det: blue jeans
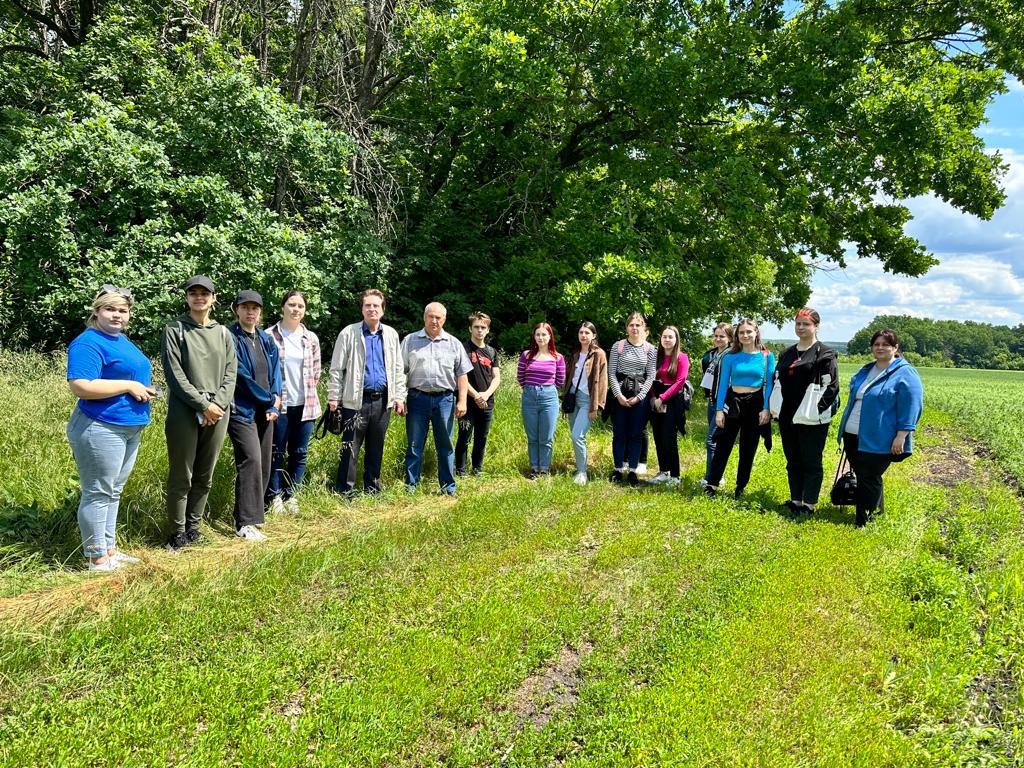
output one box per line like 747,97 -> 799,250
405,389 -> 457,493
704,401 -> 720,483
521,385 -> 559,471
570,391 -> 592,473
66,408 -> 144,559
612,399 -> 649,470
269,405 -> 316,500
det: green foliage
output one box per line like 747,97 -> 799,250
849,315 -> 1024,370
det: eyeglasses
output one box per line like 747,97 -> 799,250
98,284 -> 133,302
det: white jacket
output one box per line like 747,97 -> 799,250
327,322 -> 408,410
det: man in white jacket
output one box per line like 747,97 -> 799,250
327,289 -> 407,496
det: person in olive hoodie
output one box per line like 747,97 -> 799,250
227,290 -> 282,542
162,276 -> 237,551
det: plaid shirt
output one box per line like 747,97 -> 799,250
267,322 -> 323,421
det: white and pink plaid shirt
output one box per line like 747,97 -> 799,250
267,322 -> 323,421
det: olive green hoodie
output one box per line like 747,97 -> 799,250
161,313 -> 238,412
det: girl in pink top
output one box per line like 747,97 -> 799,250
517,323 -> 566,478
648,326 -> 690,485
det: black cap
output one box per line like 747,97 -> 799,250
232,290 -> 264,308
184,275 -> 216,293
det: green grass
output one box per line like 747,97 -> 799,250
1,353 -> 1023,766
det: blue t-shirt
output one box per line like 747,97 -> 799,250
67,328 -> 152,426
716,350 -> 776,410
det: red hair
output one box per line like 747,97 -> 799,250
528,322 -> 558,358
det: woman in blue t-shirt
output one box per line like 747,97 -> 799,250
705,319 -> 775,498
66,286 -> 155,571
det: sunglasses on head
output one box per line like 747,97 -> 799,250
98,284 -> 133,302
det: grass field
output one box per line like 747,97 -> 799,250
1,351 -> 1023,766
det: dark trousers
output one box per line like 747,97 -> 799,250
649,384 -> 682,477
228,415 -> 273,529
842,432 -> 892,525
707,390 -> 763,493
336,393 -> 391,494
612,399 -> 649,470
778,419 -> 830,504
165,398 -> 230,534
455,400 -> 494,474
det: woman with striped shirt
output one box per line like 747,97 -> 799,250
608,312 -> 658,486
517,323 -> 566,478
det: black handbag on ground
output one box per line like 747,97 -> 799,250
562,352 -> 591,414
313,407 -> 344,439
830,447 -> 858,506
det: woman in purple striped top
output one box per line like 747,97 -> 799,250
517,323 -> 566,478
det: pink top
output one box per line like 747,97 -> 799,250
654,353 -> 690,401
517,352 -> 566,388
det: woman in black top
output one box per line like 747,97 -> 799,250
775,308 -> 839,515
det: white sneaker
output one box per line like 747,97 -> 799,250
87,558 -> 121,572
665,477 -> 681,488
649,471 -> 671,485
573,472 -> 588,486
286,498 -> 299,514
236,525 -> 267,542
268,496 -> 286,515
636,463 -> 648,475
110,551 -> 140,565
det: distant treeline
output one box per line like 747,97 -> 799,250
848,316 -> 1024,371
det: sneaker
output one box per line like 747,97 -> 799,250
648,471 -> 671,485
627,471 -> 640,487
286,498 -> 299,514
185,528 -> 202,544
665,477 -> 681,488
110,551 -> 140,565
528,470 -> 539,480
165,532 -> 190,552
704,485 -> 718,497
87,558 -> 121,572
573,472 -> 588,486
636,463 -> 648,475
609,470 -> 623,484
235,525 -> 267,542
268,496 -> 286,515
698,478 -> 709,489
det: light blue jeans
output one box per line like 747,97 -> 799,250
570,391 -> 592,473
66,408 -> 144,559
521,385 -> 559,471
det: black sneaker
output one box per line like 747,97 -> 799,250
185,528 -> 202,543
627,471 -> 639,487
165,532 -> 189,551
609,470 -> 623,484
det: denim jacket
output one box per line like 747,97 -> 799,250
837,357 -> 923,455
229,322 -> 283,423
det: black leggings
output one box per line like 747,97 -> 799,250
842,432 -> 892,525
707,390 -> 764,493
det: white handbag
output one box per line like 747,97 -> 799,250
768,370 -> 783,418
793,374 -> 835,425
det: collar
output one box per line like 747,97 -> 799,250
362,321 -> 383,336
417,328 -> 448,342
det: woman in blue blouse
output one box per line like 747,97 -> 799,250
705,319 -> 775,498
837,329 -> 923,526
66,286 -> 155,571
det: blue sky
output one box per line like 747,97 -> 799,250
764,77 -> 1024,343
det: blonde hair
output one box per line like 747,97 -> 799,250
86,293 -> 131,330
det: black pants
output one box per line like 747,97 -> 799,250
649,383 -> 682,477
455,400 -> 494,474
778,419 -> 830,504
228,414 -> 273,529
707,390 -> 764,493
842,432 -> 892,525
336,392 -> 391,494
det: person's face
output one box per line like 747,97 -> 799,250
737,324 -> 757,346
578,326 -> 595,348
470,321 -> 489,344
283,295 -> 306,323
795,317 -> 817,340
186,287 -> 214,312
362,296 -> 384,325
660,329 -> 677,351
424,307 -> 446,336
872,337 -> 897,363
626,319 -> 645,339
235,301 -> 262,330
534,326 -> 550,348
713,329 -> 730,350
95,302 -> 130,335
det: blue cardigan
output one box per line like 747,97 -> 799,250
837,358 -> 923,455
230,322 -> 282,423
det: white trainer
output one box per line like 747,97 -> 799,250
268,496 -> 286,515
664,477 -> 681,488
110,551 -> 141,565
286,498 -> 299,514
573,472 -> 588,486
636,463 -> 648,475
87,558 -> 121,572
648,471 -> 671,485
236,525 -> 267,542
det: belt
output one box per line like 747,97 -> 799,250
411,387 -> 453,396
363,388 -> 387,401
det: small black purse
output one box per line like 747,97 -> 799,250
313,407 -> 344,439
830,448 -> 858,506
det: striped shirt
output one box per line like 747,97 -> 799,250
608,340 -> 657,400
517,352 -> 566,388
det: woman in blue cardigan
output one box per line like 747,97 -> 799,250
837,329 -> 923,527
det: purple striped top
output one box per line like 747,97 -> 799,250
517,352 -> 566,388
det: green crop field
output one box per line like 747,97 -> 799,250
1,352 -> 1023,767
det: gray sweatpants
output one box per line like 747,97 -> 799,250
165,398 -> 229,534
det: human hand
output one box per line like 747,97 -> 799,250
267,410 -> 279,422
617,394 -> 629,407
715,411 -> 725,429
456,400 -> 467,418
891,434 -> 907,454
127,382 -> 154,402
273,395 -> 282,410
475,394 -> 488,408
394,402 -> 406,416
202,403 -> 224,426
651,397 -> 662,412
758,409 -> 770,426
589,409 -> 599,421
328,400 -> 338,412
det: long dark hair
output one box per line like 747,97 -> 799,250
572,321 -> 601,354
657,326 -> 682,378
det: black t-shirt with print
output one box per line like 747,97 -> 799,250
464,341 -> 500,408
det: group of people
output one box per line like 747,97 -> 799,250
65,278 -> 924,571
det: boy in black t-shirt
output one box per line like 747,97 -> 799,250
455,312 -> 502,475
